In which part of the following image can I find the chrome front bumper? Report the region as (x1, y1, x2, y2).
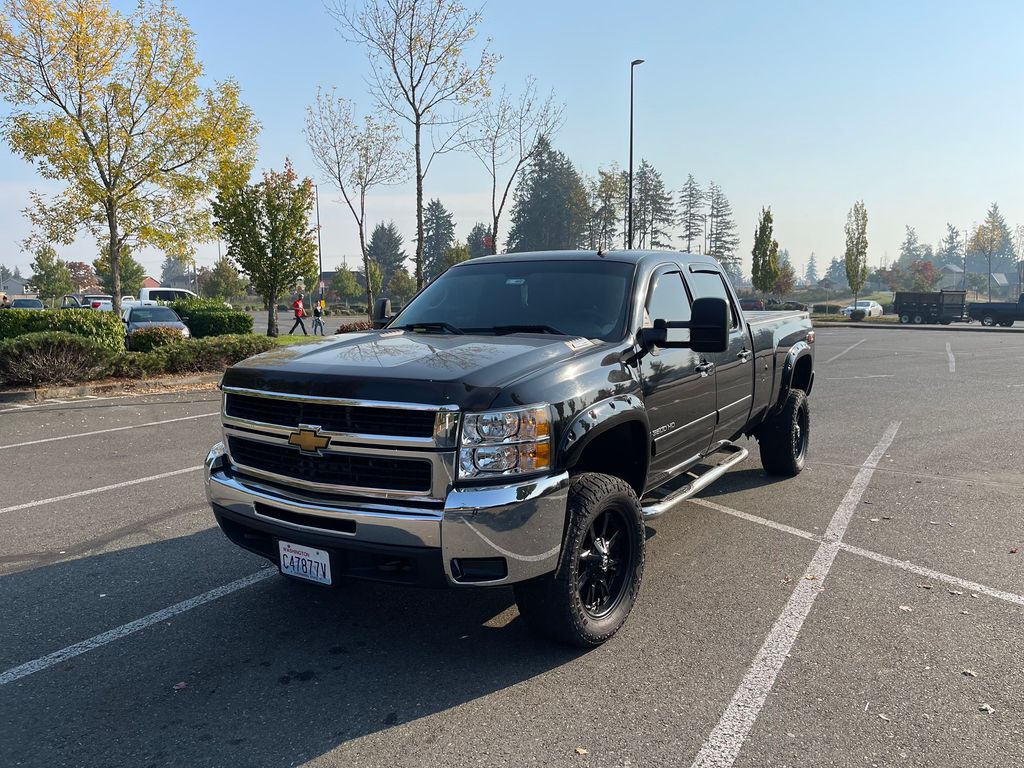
(205, 442, 569, 586)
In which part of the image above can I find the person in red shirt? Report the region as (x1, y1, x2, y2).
(289, 292, 307, 335)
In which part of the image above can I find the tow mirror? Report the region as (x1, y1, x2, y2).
(639, 297, 729, 354)
(372, 297, 392, 329)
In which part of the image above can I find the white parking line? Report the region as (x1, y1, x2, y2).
(823, 338, 866, 364)
(0, 412, 219, 450)
(0, 569, 275, 687)
(946, 342, 956, 373)
(690, 421, 900, 768)
(690, 499, 1024, 609)
(0, 466, 204, 516)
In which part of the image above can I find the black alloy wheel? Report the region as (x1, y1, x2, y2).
(577, 506, 633, 619)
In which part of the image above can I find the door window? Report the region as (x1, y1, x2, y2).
(686, 270, 739, 328)
(644, 271, 691, 327)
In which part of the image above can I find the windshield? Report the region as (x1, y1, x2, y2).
(130, 307, 180, 323)
(855, 301, 872, 307)
(12, 299, 43, 308)
(391, 259, 636, 340)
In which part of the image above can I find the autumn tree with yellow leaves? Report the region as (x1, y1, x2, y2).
(0, 0, 258, 314)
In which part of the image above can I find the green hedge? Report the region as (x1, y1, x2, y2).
(111, 334, 275, 379)
(129, 326, 185, 352)
(168, 298, 253, 338)
(0, 308, 125, 352)
(0, 332, 114, 386)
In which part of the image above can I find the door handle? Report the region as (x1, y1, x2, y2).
(737, 349, 752, 362)
(695, 361, 715, 377)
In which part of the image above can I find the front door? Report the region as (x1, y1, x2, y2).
(685, 267, 754, 443)
(639, 266, 717, 486)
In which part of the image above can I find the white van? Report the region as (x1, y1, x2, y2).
(138, 287, 199, 303)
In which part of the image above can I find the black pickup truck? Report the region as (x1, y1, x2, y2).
(967, 293, 1024, 327)
(205, 250, 815, 645)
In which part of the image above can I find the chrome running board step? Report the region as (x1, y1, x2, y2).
(640, 443, 749, 519)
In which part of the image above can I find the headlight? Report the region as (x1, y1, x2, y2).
(458, 405, 551, 479)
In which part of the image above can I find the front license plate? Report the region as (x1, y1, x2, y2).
(278, 540, 332, 585)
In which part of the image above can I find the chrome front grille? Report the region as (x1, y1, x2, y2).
(220, 386, 458, 501)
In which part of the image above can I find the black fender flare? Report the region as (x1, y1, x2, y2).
(559, 393, 650, 476)
(778, 341, 814, 406)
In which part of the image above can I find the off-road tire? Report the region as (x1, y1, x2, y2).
(757, 389, 810, 477)
(513, 473, 645, 647)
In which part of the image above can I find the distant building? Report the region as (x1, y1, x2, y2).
(0, 275, 31, 296)
(142, 276, 161, 289)
(939, 263, 963, 290)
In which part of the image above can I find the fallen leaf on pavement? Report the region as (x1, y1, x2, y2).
(917, 583, 932, 590)
(962, 669, 977, 678)
(878, 714, 891, 722)
(1010, 548, 1019, 555)
(979, 704, 994, 714)
(948, 590, 963, 596)
(804, 574, 818, 581)
(899, 605, 913, 612)
(575, 747, 589, 756)
(173, 681, 187, 691)
(869, 517, 880, 523)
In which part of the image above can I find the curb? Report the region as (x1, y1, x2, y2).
(0, 373, 223, 404)
(813, 322, 1024, 334)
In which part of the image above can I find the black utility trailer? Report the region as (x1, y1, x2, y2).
(893, 290, 967, 325)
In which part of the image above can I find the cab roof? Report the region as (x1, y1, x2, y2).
(458, 249, 723, 270)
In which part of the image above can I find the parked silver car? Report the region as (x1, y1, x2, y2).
(122, 305, 190, 348)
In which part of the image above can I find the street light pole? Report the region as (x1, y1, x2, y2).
(313, 183, 324, 307)
(627, 58, 644, 250)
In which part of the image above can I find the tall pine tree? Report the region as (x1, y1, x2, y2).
(751, 207, 778, 294)
(632, 159, 675, 249)
(422, 200, 456, 280)
(677, 174, 704, 253)
(506, 137, 589, 252)
(366, 222, 408, 292)
(466, 222, 493, 259)
(706, 182, 741, 278)
(804, 252, 818, 284)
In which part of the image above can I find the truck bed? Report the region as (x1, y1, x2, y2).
(744, 310, 810, 325)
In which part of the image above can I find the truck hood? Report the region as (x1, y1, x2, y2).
(222, 330, 600, 410)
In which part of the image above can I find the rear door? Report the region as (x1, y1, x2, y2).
(639, 265, 717, 483)
(684, 266, 754, 444)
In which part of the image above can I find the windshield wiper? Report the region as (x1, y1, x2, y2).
(486, 324, 566, 336)
(393, 321, 464, 335)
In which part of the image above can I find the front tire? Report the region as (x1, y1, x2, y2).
(757, 389, 810, 477)
(514, 473, 645, 647)
(899, 313, 911, 324)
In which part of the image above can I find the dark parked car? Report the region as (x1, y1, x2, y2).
(122, 305, 190, 348)
(205, 250, 815, 645)
(9, 297, 45, 309)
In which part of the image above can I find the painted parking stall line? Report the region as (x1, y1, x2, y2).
(0, 569, 275, 687)
(689, 421, 901, 768)
(0, 412, 219, 450)
(946, 342, 956, 373)
(690, 499, 1024, 609)
(823, 338, 866, 365)
(0, 466, 204, 516)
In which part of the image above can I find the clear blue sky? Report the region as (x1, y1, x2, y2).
(1, 0, 1022, 281)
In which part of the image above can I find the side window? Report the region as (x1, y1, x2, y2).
(686, 270, 740, 329)
(644, 271, 691, 327)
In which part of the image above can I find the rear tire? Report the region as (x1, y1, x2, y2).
(999, 321, 1014, 328)
(913, 314, 924, 324)
(757, 389, 810, 477)
(981, 315, 996, 327)
(514, 473, 645, 647)
(899, 313, 911, 324)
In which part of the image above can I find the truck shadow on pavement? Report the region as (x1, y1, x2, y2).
(1, 528, 584, 767)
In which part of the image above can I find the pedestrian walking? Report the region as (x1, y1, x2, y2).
(289, 292, 308, 335)
(312, 302, 326, 336)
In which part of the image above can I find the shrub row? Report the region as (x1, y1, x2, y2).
(335, 319, 374, 334)
(169, 298, 253, 338)
(129, 326, 185, 352)
(0, 308, 125, 352)
(0, 332, 274, 388)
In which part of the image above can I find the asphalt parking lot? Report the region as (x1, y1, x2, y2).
(1, 327, 1022, 768)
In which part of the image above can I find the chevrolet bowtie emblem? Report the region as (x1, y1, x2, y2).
(288, 426, 331, 454)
